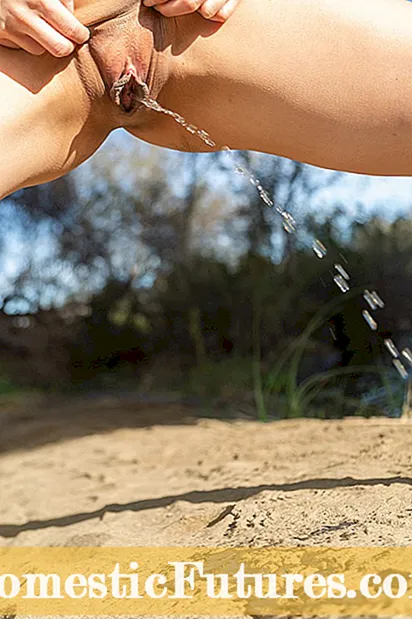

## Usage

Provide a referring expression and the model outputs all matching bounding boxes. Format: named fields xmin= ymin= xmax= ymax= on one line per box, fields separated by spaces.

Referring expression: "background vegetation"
xmin=1 ymin=136 xmax=411 ymax=419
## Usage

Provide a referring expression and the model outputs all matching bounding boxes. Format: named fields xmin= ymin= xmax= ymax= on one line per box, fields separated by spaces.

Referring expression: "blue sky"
xmin=2 ymin=103 xmax=412 ymax=311
xmin=314 ymin=171 xmax=412 ymax=218
xmin=89 ymin=130 xmax=412 ymax=220
xmin=3 ymin=129 xmax=412 ymax=282
xmin=117 ymin=130 xmax=412 ymax=215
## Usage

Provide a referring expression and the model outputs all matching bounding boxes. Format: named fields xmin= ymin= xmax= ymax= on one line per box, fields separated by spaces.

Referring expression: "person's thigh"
xmin=0 ymin=43 xmax=116 ymax=199
xmin=0 ymin=0 xmax=172 ymax=199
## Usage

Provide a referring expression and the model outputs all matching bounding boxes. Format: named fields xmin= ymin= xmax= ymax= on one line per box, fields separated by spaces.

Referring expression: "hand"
xmin=142 ymin=0 xmax=240 ymax=23
xmin=0 ymin=0 xmax=90 ymax=57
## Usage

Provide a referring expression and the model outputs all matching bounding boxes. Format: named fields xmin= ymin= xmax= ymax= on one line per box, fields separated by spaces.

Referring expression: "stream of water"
xmin=141 ymin=94 xmax=412 ymax=382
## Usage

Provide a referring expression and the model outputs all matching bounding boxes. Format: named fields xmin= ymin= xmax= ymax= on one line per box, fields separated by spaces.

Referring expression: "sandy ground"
xmin=2 ymin=393 xmax=412 ymax=618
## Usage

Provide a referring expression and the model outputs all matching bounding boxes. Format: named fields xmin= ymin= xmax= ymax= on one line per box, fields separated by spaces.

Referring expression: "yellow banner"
xmin=1 ymin=546 xmax=412 ymax=615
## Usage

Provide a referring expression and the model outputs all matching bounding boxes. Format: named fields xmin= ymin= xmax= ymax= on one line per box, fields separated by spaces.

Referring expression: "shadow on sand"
xmin=0 ymin=391 xmax=253 ymax=455
xmin=1 ymin=476 xmax=411 ymax=538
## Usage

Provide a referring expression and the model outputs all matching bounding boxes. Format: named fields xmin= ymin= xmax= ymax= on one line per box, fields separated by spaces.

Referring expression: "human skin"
xmin=0 ymin=0 xmax=239 ymax=57
xmin=0 ymin=0 xmax=162 ymax=199
xmin=2 ymin=0 xmax=412 ymax=200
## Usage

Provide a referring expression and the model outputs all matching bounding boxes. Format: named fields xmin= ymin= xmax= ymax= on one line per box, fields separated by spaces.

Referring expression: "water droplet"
xmin=334 ymin=263 xmax=350 ymax=281
xmin=281 ymin=212 xmax=296 ymax=234
xmin=203 ymin=136 xmax=216 ymax=147
xmin=258 ymin=189 xmax=274 ymax=207
xmin=197 ymin=130 xmax=215 ymax=147
xmin=333 ymin=274 xmax=350 ymax=293
xmin=313 ymin=240 xmax=327 ymax=259
xmin=363 ymin=290 xmax=378 ymax=311
xmin=220 ymin=145 xmax=233 ymax=160
xmin=142 ymin=97 xmax=162 ymax=112
xmin=223 ymin=150 xmax=274 ymax=208
xmin=384 ymin=338 xmax=400 ymax=358
xmin=363 ymin=290 xmax=384 ymax=311
xmin=142 ymin=96 xmax=411 ymax=384
xmin=372 ymin=291 xmax=384 ymax=309
xmin=362 ymin=310 xmax=378 ymax=331
xmin=135 ymin=96 xmax=412 ymax=386
xmin=393 ymin=358 xmax=409 ymax=380
xmin=402 ymin=348 xmax=412 ymax=367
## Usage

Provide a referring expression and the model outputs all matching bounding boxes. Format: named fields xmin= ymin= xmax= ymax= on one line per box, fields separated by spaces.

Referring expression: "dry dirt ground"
xmin=2 ymin=393 xmax=412 ymax=618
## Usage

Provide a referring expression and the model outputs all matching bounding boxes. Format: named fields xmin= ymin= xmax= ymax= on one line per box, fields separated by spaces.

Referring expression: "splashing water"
xmin=333 ymin=275 xmax=350 ymax=293
xmin=141 ymin=92 xmax=411 ymax=382
xmin=362 ymin=310 xmax=378 ymax=332
xmin=402 ymin=348 xmax=412 ymax=367
xmin=384 ymin=339 xmax=400 ymax=359
xmin=370 ymin=291 xmax=385 ymax=309
xmin=141 ymin=97 xmax=217 ymax=148
xmin=313 ymin=240 xmax=328 ymax=259
xmin=393 ymin=359 xmax=409 ymax=380
xmin=142 ymin=97 xmax=299 ymax=236
xmin=363 ymin=289 xmax=385 ymax=311
xmin=335 ymin=264 xmax=350 ymax=281
xmin=281 ymin=212 xmax=297 ymax=235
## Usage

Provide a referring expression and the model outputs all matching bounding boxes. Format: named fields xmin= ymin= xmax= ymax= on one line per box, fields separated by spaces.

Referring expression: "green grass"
xmin=0 ymin=375 xmax=22 ymax=396
xmin=253 ymin=288 xmax=391 ymax=420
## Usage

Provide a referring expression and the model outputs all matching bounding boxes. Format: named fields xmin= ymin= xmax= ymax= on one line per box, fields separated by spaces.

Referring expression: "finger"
xmin=0 ymin=33 xmax=45 ymax=54
xmin=25 ymin=16 xmax=76 ymax=56
xmin=60 ymin=0 xmax=75 ymax=11
xmin=212 ymin=0 xmax=240 ymax=21
xmin=0 ymin=39 xmax=20 ymax=49
xmin=143 ymin=0 xmax=203 ymax=16
xmin=198 ymin=0 xmax=226 ymax=19
xmin=36 ymin=0 xmax=90 ymax=44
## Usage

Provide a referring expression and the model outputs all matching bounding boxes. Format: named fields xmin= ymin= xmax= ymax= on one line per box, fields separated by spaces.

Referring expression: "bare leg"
xmin=0 ymin=0 xmax=167 ymax=200
xmin=0 ymin=45 xmax=112 ymax=200
xmin=6 ymin=0 xmax=412 ymax=200
xmin=130 ymin=0 xmax=412 ymax=177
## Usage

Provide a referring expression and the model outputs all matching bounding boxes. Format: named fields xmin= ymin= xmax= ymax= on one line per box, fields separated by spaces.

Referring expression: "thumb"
xmin=59 ymin=0 xmax=75 ymax=13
